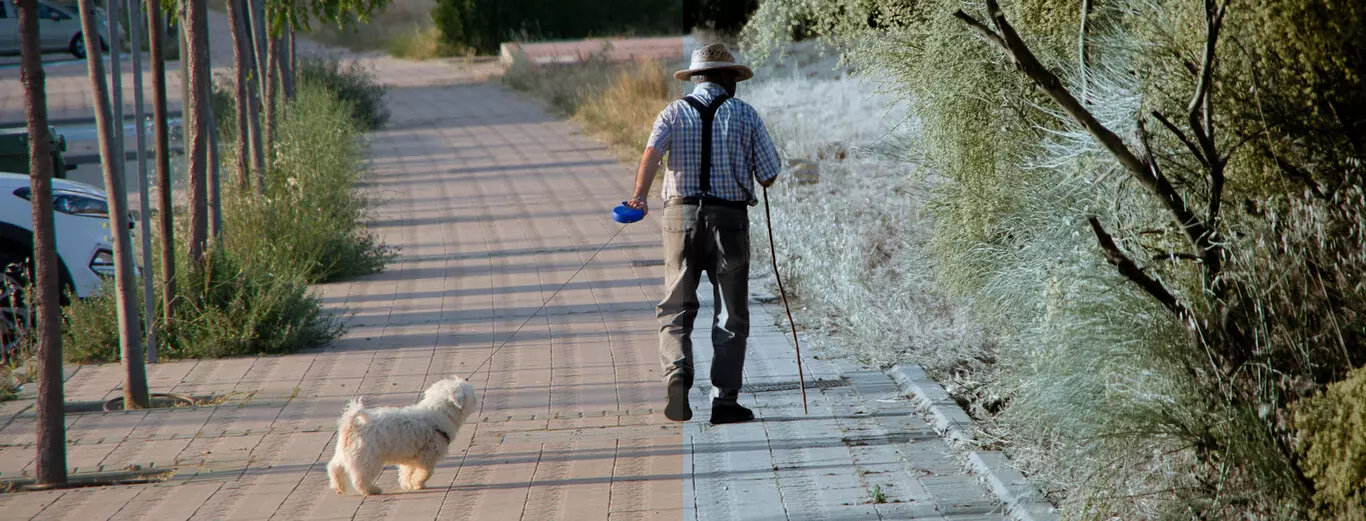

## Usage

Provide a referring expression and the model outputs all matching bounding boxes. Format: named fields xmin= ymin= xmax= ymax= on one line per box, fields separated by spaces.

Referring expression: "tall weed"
xmin=297 ymin=56 xmax=391 ymax=130
xmin=62 ymin=62 xmax=392 ymax=362
xmin=503 ymin=49 xmax=682 ymax=155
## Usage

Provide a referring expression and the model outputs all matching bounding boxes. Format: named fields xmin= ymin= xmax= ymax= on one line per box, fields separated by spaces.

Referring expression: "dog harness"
xmin=434 ymin=427 xmax=451 ymax=443
xmin=680 ymin=93 xmax=732 ymax=196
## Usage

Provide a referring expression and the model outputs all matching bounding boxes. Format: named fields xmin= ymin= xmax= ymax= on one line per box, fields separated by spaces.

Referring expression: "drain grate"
xmin=630 ymin=259 xmax=666 ymax=267
xmin=700 ymin=377 xmax=852 ymax=394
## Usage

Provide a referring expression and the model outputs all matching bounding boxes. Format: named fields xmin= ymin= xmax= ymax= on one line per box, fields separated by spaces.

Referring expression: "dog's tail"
xmin=339 ymin=398 xmax=371 ymax=449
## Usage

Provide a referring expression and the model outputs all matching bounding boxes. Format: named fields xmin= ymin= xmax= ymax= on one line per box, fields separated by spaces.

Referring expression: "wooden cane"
xmin=761 ymin=185 xmax=808 ymax=415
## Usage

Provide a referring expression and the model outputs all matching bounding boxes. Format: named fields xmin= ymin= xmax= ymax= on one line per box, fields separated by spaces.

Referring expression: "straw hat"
xmin=673 ymin=43 xmax=754 ymax=82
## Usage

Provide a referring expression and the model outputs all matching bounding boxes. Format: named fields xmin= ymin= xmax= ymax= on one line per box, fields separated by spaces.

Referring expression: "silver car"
xmin=0 ymin=1 xmax=112 ymax=58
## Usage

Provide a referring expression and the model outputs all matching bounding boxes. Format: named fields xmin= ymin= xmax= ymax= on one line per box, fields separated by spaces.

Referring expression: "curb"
xmin=887 ymin=364 xmax=1058 ymax=521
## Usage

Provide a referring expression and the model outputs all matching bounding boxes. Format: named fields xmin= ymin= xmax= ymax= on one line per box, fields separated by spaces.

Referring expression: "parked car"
xmin=0 ymin=172 xmax=119 ymax=358
xmin=0 ymin=0 xmax=112 ymax=58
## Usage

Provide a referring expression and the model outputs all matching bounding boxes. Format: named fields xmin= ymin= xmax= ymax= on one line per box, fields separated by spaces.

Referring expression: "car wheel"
xmin=70 ymin=33 xmax=86 ymax=59
xmin=0 ymin=252 xmax=33 ymax=363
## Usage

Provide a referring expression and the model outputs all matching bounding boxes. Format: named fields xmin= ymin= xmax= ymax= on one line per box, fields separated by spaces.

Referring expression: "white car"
xmin=0 ymin=1 xmax=112 ymax=58
xmin=1 ymin=172 xmax=118 ymax=357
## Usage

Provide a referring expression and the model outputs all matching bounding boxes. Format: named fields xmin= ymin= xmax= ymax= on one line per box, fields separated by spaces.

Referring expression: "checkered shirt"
xmin=646 ymin=83 xmax=782 ymax=204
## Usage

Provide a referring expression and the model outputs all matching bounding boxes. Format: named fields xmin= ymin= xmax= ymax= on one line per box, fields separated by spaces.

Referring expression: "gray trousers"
xmin=657 ymin=200 xmax=750 ymax=404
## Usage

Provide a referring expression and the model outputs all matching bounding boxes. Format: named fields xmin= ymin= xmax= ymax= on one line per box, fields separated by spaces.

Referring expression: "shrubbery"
xmin=297 ymin=55 xmax=390 ymax=130
xmin=743 ymin=0 xmax=1366 ymax=518
xmin=433 ymin=0 xmax=683 ymax=54
xmin=63 ymin=56 xmax=389 ymax=363
xmin=1296 ymin=366 xmax=1366 ymax=520
xmin=503 ymin=49 xmax=681 ymax=155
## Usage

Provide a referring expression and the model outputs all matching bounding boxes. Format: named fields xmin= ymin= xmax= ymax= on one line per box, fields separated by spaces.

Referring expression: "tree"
xmin=76 ymin=0 xmax=150 ymax=409
xmin=685 ymin=0 xmax=758 ymax=34
xmin=184 ymin=0 xmax=211 ymax=264
xmin=147 ymin=0 xmax=175 ymax=339
xmin=227 ymin=0 xmax=256 ymax=191
xmin=16 ymin=0 xmax=67 ymax=486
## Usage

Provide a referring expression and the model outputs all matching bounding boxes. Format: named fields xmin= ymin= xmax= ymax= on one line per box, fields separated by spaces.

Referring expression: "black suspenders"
xmin=681 ymin=93 xmax=732 ymax=196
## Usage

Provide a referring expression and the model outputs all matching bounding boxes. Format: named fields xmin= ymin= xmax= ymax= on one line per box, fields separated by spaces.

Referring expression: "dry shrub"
xmin=1296 ymin=366 xmax=1366 ymax=520
xmin=575 ymin=59 xmax=678 ymax=154
xmin=503 ymin=49 xmax=682 ymax=156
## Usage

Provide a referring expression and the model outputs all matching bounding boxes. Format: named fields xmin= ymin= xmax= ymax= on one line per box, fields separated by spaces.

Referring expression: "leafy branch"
xmin=954 ymin=0 xmax=1229 ymax=310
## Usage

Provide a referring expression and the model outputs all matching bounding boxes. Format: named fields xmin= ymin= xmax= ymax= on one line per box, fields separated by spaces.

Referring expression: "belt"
xmin=665 ymin=196 xmax=749 ymax=209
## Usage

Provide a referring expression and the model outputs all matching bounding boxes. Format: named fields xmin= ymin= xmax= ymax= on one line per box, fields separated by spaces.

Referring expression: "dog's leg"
xmin=327 ymin=458 xmax=347 ymax=495
xmin=409 ymin=465 xmax=433 ymax=490
xmin=410 ymin=453 xmax=440 ymax=490
xmin=397 ymin=464 xmax=414 ymax=490
xmin=350 ymin=456 xmax=384 ymax=496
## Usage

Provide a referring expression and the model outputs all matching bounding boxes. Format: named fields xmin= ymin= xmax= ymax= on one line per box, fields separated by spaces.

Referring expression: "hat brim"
xmin=673 ymin=64 xmax=755 ymax=82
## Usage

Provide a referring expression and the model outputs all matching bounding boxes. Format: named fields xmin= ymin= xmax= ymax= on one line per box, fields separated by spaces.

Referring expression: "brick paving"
xmin=0 ymin=21 xmax=1008 ymax=521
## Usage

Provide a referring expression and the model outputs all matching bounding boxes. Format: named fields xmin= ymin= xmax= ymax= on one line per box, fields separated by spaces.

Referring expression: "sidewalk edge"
xmin=887 ymin=364 xmax=1058 ymax=521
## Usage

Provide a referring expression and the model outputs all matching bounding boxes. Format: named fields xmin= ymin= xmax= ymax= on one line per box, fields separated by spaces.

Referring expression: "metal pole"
xmin=127 ymin=0 xmax=156 ymax=362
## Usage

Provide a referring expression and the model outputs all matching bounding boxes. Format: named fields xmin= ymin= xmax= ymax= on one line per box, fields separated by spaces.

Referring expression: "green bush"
xmin=62 ymin=64 xmax=392 ymax=362
xmin=744 ymin=0 xmax=1366 ymax=518
xmin=225 ymin=82 xmax=394 ymax=283
xmin=432 ymin=0 xmax=684 ymax=54
xmin=297 ymin=55 xmax=390 ymax=130
xmin=62 ymin=247 xmax=340 ymax=363
xmin=386 ymin=26 xmax=461 ymax=59
xmin=1297 ymin=366 xmax=1366 ymax=520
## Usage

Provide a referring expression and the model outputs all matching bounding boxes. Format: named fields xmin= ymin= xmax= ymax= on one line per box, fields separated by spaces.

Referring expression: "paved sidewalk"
xmin=0 ymin=33 xmax=1006 ymax=521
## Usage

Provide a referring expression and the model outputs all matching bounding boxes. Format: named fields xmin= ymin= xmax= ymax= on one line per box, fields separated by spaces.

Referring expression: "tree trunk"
xmin=247 ymin=0 xmax=269 ymax=158
xmin=207 ymin=81 xmax=222 ymax=239
xmin=17 ymin=0 xmax=68 ymax=486
xmin=184 ymin=0 xmax=211 ymax=264
xmin=264 ymin=33 xmax=280 ymax=157
xmin=226 ymin=0 xmax=251 ymax=191
xmin=282 ymin=28 xmax=296 ymax=101
xmin=77 ymin=0 xmax=150 ymax=410
xmin=147 ymin=0 xmax=173 ymax=338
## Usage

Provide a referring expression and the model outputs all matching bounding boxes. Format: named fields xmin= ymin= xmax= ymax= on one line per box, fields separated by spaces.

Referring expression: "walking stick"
xmin=762 ymin=185 xmax=808 ymax=415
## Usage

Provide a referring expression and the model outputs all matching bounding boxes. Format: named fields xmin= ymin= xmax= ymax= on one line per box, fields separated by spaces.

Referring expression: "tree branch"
xmin=1274 ymin=157 xmax=1328 ymax=199
xmin=952 ymin=10 xmax=1005 ymax=49
xmin=1078 ymin=0 xmax=1093 ymax=104
xmin=1152 ymin=110 xmax=1208 ymax=167
xmin=956 ymin=0 xmax=1213 ymax=263
xmin=1089 ymin=216 xmax=1188 ymax=317
xmin=1188 ymin=0 xmax=1227 ymax=232
xmin=1152 ymin=252 xmax=1202 ymax=262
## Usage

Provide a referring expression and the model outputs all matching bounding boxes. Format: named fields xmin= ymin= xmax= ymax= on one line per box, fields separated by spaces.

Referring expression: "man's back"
xmin=647 ymin=82 xmax=782 ymax=204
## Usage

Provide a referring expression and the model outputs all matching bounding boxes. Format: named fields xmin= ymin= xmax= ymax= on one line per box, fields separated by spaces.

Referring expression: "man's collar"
xmin=692 ymin=82 xmax=728 ymax=97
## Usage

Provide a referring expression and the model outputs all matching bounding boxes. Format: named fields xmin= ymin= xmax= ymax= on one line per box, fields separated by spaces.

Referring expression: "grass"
xmin=386 ymin=26 xmax=463 ymax=60
xmin=502 ymin=48 xmax=683 ymax=156
xmin=306 ymin=0 xmax=448 ymax=57
xmin=297 ymin=56 xmax=391 ymax=131
xmin=871 ymin=484 xmax=887 ymax=504
xmin=0 ymin=359 xmax=34 ymax=402
xmin=60 ymin=55 xmax=390 ymax=363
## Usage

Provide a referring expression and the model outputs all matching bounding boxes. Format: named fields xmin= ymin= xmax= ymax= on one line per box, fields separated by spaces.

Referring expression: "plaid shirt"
xmin=646 ymin=83 xmax=782 ymax=204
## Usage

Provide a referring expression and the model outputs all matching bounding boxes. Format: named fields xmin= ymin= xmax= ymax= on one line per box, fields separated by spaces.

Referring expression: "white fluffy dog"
xmin=327 ymin=376 xmax=478 ymax=495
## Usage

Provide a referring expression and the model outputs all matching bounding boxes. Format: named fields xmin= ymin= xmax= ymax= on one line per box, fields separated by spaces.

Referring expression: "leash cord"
xmin=465 ymin=223 xmax=628 ymax=379
xmin=762 ymin=185 xmax=808 ymax=415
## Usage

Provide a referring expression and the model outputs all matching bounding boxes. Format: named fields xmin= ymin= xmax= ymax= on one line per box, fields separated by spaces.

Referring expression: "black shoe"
xmin=709 ymin=403 xmax=755 ymax=425
xmin=664 ymin=375 xmax=692 ymax=422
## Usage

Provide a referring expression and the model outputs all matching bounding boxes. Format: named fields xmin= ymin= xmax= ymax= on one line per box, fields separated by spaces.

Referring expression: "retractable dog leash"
xmin=466 ymin=197 xmax=810 ymax=416
xmin=464 ymin=220 xmax=629 ymax=380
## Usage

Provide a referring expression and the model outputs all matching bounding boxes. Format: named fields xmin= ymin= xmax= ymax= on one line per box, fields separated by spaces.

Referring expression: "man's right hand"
xmin=625 ymin=197 xmax=649 ymax=216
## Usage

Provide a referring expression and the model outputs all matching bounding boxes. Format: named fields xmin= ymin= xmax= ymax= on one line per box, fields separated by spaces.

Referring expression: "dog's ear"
xmin=450 ymin=381 xmax=477 ymax=413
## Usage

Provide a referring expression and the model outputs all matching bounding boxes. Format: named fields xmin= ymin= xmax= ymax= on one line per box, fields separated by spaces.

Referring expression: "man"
xmin=624 ymin=43 xmax=782 ymax=425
